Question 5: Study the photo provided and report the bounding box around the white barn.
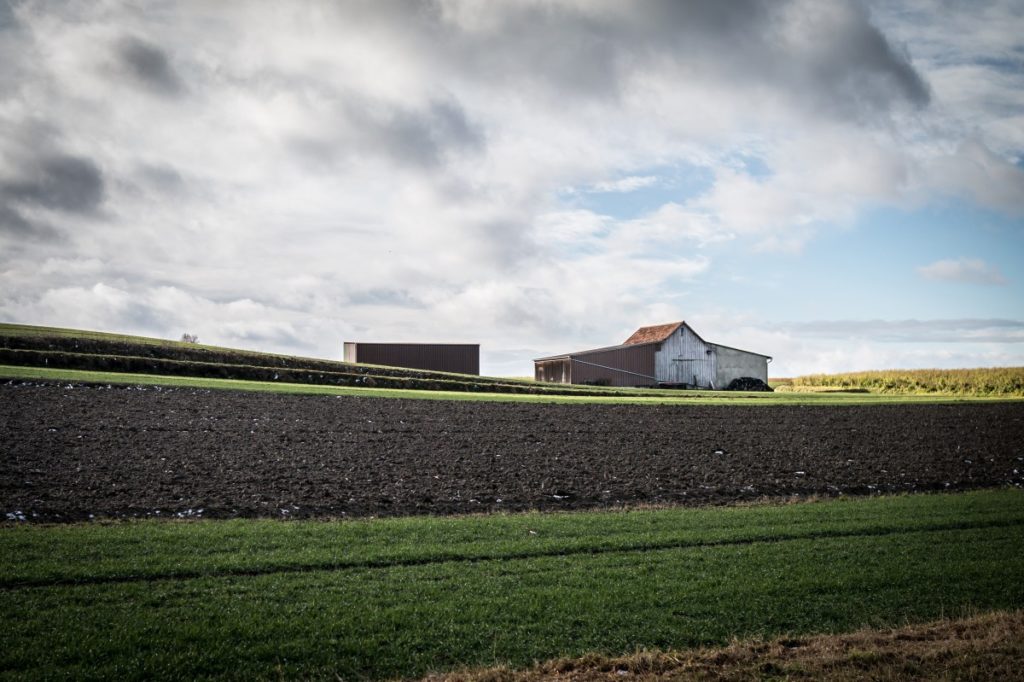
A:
[534,321,771,389]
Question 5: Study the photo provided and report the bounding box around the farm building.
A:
[534,322,770,389]
[343,342,480,375]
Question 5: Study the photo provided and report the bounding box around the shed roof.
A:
[708,342,773,359]
[622,321,684,345]
[533,340,657,362]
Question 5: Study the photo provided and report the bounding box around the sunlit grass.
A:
[5,364,1017,404]
[1,490,1022,680]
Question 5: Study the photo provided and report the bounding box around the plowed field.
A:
[2,383,1022,521]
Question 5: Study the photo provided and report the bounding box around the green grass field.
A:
[2,490,1022,679]
[4,364,1019,405]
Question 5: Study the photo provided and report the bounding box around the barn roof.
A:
[534,321,773,363]
[622,321,684,345]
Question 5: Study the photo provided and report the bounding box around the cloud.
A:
[344,97,484,169]
[0,1,17,30]
[771,340,1024,376]
[780,318,1024,343]
[589,176,658,193]
[667,123,915,251]
[430,0,929,119]
[345,288,426,309]
[689,314,1024,376]
[0,150,105,237]
[135,163,186,196]
[0,283,314,353]
[116,36,184,96]
[795,2,930,114]
[0,0,1019,376]
[917,258,1009,286]
[926,139,1024,214]
[0,204,37,236]
[619,203,732,249]
[2,154,105,213]
[286,94,484,171]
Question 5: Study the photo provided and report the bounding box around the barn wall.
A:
[654,325,716,387]
[535,358,571,384]
[569,345,657,387]
[347,343,480,375]
[343,342,358,363]
[713,345,768,386]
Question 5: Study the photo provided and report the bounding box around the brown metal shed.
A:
[534,342,658,387]
[343,342,480,375]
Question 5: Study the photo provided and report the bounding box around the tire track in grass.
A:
[4,516,1021,590]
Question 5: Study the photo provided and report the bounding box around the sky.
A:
[1,0,1022,377]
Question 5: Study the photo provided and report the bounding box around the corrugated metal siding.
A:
[346,343,480,375]
[655,325,717,387]
[343,342,357,363]
[535,359,571,383]
[568,345,657,387]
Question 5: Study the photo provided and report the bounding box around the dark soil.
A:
[2,383,1022,522]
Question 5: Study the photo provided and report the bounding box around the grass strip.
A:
[1,521,1021,680]
[4,517,1021,590]
[0,347,615,396]
[2,489,1022,586]
[4,365,1015,404]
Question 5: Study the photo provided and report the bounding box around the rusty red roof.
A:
[622,321,684,345]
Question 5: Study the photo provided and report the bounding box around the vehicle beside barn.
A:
[534,322,770,389]
[343,342,480,375]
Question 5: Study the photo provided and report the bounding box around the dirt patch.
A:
[2,383,1023,521]
[426,610,1024,681]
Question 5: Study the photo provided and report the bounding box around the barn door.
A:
[670,352,714,387]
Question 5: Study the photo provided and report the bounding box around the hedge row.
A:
[0,334,520,386]
[0,348,619,397]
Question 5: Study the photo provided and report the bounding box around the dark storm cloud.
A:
[377,99,483,167]
[0,204,37,236]
[0,151,105,238]
[369,0,930,118]
[290,95,484,169]
[0,1,18,31]
[117,36,184,96]
[795,3,930,115]
[2,154,105,213]
[627,0,931,115]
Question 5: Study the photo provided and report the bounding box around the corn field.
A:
[782,367,1024,396]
